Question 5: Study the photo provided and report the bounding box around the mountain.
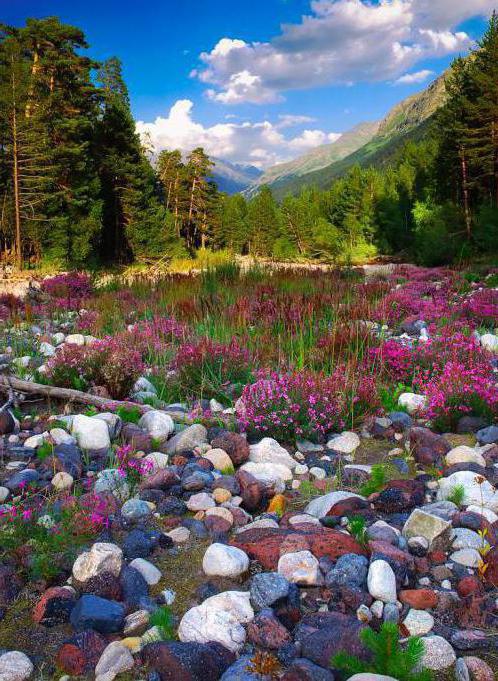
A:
[244,121,380,198]
[211,158,263,194]
[251,72,448,200]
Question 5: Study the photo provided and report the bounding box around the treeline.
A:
[1,15,498,269]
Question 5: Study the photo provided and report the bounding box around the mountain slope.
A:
[211,158,262,194]
[245,121,380,198]
[260,72,448,200]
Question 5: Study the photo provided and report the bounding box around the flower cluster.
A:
[41,272,93,300]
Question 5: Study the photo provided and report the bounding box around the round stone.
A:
[202,543,250,577]
[420,635,456,671]
[51,471,74,491]
[367,559,397,603]
[277,550,321,585]
[402,609,434,636]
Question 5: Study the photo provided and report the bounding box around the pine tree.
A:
[246,186,280,256]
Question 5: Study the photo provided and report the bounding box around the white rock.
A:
[466,504,498,523]
[450,548,481,568]
[348,676,397,681]
[327,431,360,453]
[178,591,254,653]
[445,446,486,468]
[0,651,34,681]
[370,600,384,618]
[205,506,233,525]
[93,413,122,439]
[480,333,498,352]
[65,333,85,346]
[294,464,309,475]
[236,518,279,534]
[166,527,191,543]
[304,490,365,518]
[94,468,130,501]
[309,467,326,480]
[138,410,174,441]
[367,559,397,603]
[143,451,169,472]
[203,448,233,472]
[420,635,456,671]
[451,527,489,551]
[49,428,75,445]
[187,492,215,511]
[277,550,321,585]
[72,542,123,583]
[398,392,426,414]
[133,376,157,394]
[39,341,55,357]
[202,543,249,577]
[437,471,498,511]
[249,438,297,470]
[0,486,9,503]
[240,461,293,485]
[51,471,73,491]
[402,508,452,549]
[129,558,162,585]
[95,641,134,681]
[288,513,320,526]
[24,433,46,449]
[403,609,434,636]
[52,332,65,345]
[72,414,110,450]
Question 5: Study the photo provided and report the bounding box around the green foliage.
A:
[359,463,389,497]
[36,440,54,461]
[331,622,433,681]
[379,383,412,413]
[150,605,175,640]
[116,404,142,424]
[347,515,368,546]
[412,201,464,266]
[445,483,466,507]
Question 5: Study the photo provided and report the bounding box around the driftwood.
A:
[0,375,189,421]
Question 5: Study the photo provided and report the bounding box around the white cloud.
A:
[136,99,340,168]
[277,114,317,128]
[394,68,434,84]
[196,0,495,104]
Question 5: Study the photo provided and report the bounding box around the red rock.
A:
[33,586,76,625]
[457,575,482,598]
[204,515,231,535]
[56,630,107,675]
[463,656,495,681]
[409,426,450,465]
[279,534,310,555]
[0,409,15,435]
[247,610,291,649]
[140,469,179,491]
[211,432,249,466]
[326,497,370,516]
[140,641,235,681]
[235,469,264,511]
[399,589,438,609]
[428,550,447,564]
[170,453,189,466]
[232,526,365,570]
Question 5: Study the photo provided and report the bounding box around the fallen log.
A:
[0,375,189,421]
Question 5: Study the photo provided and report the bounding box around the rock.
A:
[452,527,489,551]
[398,392,426,415]
[402,508,452,549]
[438,471,498,511]
[327,431,360,453]
[23,433,45,449]
[419,635,456,671]
[0,651,34,681]
[0,410,15,435]
[142,641,234,681]
[187,492,215,511]
[446,446,486,468]
[204,448,233,472]
[178,591,254,653]
[248,608,292,649]
[277,550,321,585]
[51,471,73,491]
[250,572,290,610]
[120,565,149,608]
[450,548,481,567]
[70,594,125,633]
[32,586,76,626]
[95,641,134,681]
[72,542,123,583]
[281,658,335,681]
[203,543,249,578]
[166,526,191,543]
[66,333,85,345]
[128,558,162,585]
[49,427,75,446]
[121,498,152,520]
[5,468,39,492]
[143,451,169,472]
[462,656,495,681]
[304,490,364,518]
[55,630,107,675]
[249,437,297,469]
[476,425,498,445]
[94,468,130,501]
[71,414,110,450]
[367,560,397,603]
[166,424,208,454]
[138,410,174,441]
[297,611,367,669]
[325,554,369,590]
[211,432,249,466]
[480,333,498,352]
[409,426,450,464]
[240,461,293,486]
[349,677,397,681]
[402,609,434,636]
[236,469,264,511]
[213,488,232,503]
[399,589,438,609]
[134,376,157,394]
[388,411,413,431]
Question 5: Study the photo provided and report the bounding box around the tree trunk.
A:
[11,65,22,271]
[460,146,472,239]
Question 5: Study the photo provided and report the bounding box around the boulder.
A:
[249,437,297,469]
[138,410,174,441]
[0,651,34,681]
[72,542,123,584]
[367,559,397,603]
[402,508,452,550]
[202,543,249,578]
[71,414,110,450]
[278,550,321,586]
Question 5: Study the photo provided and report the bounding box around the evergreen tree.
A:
[246,186,280,256]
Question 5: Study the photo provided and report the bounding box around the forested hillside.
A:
[1,15,498,269]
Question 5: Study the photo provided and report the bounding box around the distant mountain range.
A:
[212,71,448,199]
[211,158,263,194]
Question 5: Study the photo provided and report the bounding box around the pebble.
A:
[0,651,34,681]
[202,543,250,577]
[367,559,397,603]
[95,641,134,681]
[128,558,162,585]
[277,550,321,585]
[402,609,434,636]
[165,526,191,543]
[420,635,456,671]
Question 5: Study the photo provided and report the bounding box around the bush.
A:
[41,272,93,300]
[412,201,463,266]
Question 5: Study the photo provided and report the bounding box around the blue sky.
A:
[3,0,494,167]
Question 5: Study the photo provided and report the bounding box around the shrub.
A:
[86,336,145,399]
[116,404,142,424]
[175,337,253,399]
[41,272,93,300]
[360,463,389,496]
[331,622,433,681]
[44,343,91,390]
